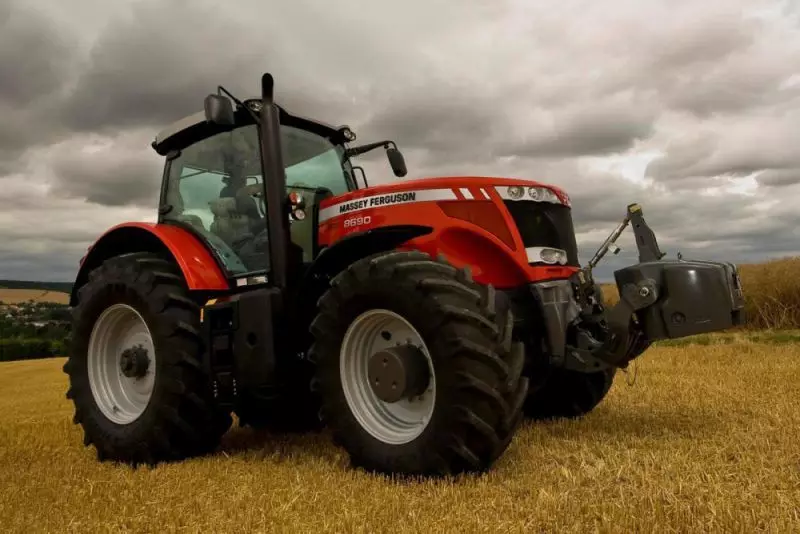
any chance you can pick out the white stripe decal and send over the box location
[318,188,458,222]
[479,188,489,199]
[460,188,473,199]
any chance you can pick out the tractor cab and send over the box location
[152,93,407,286]
[153,97,354,282]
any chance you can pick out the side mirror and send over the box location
[386,147,407,177]
[204,94,235,126]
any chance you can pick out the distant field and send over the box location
[1,339,798,533]
[0,280,72,293]
[0,288,70,305]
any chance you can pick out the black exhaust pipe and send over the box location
[259,73,289,289]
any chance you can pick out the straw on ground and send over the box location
[1,338,798,533]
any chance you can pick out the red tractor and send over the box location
[63,74,745,476]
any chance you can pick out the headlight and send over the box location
[507,186,524,199]
[500,184,566,204]
[526,246,568,265]
[527,186,560,204]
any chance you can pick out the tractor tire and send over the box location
[63,252,232,464]
[522,366,616,420]
[522,283,616,420]
[308,250,529,476]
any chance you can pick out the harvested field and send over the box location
[1,338,798,533]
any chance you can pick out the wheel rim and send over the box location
[87,303,156,425]
[340,309,436,445]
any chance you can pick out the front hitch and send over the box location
[578,204,745,369]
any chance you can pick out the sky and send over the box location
[1,0,799,282]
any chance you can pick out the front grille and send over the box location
[503,201,580,266]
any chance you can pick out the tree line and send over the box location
[0,302,71,362]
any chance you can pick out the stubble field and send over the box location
[1,338,798,533]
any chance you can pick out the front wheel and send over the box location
[309,251,528,476]
[523,283,617,420]
[522,366,616,420]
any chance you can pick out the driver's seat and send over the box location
[163,179,207,231]
[209,197,253,246]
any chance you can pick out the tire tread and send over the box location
[308,250,528,476]
[63,251,231,465]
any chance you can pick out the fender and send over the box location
[403,226,531,289]
[309,224,434,281]
[288,225,433,339]
[70,222,229,306]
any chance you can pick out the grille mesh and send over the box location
[502,201,580,266]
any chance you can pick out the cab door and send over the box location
[161,124,273,282]
[159,124,281,405]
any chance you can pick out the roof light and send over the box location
[244,99,263,112]
[339,126,357,142]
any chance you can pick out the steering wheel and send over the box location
[236,183,267,218]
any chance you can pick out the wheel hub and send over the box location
[119,345,150,378]
[368,344,430,403]
[340,308,436,445]
[87,303,156,425]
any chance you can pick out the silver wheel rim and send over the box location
[87,303,156,425]
[340,309,436,445]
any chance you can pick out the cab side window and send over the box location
[163,125,268,275]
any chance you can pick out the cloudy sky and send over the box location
[1,0,799,282]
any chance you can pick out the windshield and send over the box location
[282,126,353,195]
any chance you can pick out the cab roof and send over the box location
[151,99,351,156]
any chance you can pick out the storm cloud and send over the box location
[1,0,799,282]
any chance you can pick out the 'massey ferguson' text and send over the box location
[338,192,417,214]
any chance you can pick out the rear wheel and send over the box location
[64,252,232,464]
[309,251,528,476]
